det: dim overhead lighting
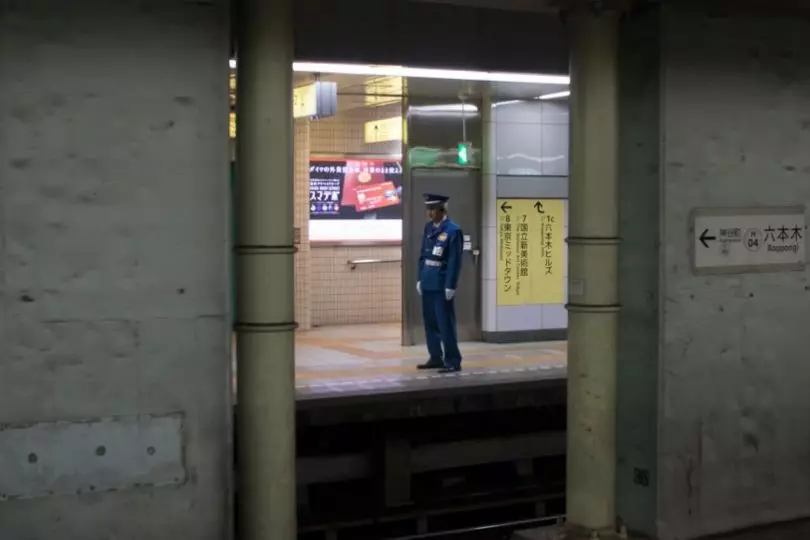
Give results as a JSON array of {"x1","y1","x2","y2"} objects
[
  {"x1": 229, "y1": 58, "x2": 569, "y2": 85},
  {"x1": 536, "y1": 90, "x2": 570, "y2": 100}
]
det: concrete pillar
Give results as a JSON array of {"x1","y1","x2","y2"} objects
[
  {"x1": 565, "y1": 6, "x2": 620, "y2": 538},
  {"x1": 235, "y1": 0, "x2": 296, "y2": 538}
]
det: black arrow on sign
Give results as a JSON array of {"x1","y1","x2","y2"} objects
[
  {"x1": 534, "y1": 201, "x2": 544, "y2": 214},
  {"x1": 500, "y1": 201, "x2": 512, "y2": 213},
  {"x1": 699, "y1": 229, "x2": 717, "y2": 248}
]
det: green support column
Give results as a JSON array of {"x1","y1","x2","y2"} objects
[
  {"x1": 565, "y1": 5, "x2": 621, "y2": 539},
  {"x1": 235, "y1": 0, "x2": 296, "y2": 538}
]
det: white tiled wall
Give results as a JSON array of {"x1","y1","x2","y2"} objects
[
  {"x1": 309, "y1": 97, "x2": 401, "y2": 157},
  {"x1": 294, "y1": 96, "x2": 404, "y2": 328},
  {"x1": 310, "y1": 245, "x2": 401, "y2": 326}
]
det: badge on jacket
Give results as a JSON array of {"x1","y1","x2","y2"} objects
[
  {"x1": 438, "y1": 233, "x2": 447, "y2": 241},
  {"x1": 432, "y1": 246, "x2": 443, "y2": 256}
]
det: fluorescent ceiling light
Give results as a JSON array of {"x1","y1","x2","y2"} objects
[
  {"x1": 230, "y1": 58, "x2": 569, "y2": 85},
  {"x1": 491, "y1": 92, "x2": 570, "y2": 106},
  {"x1": 295, "y1": 62, "x2": 569, "y2": 85},
  {"x1": 492, "y1": 100, "x2": 522, "y2": 107},
  {"x1": 410, "y1": 103, "x2": 479, "y2": 113},
  {"x1": 537, "y1": 90, "x2": 570, "y2": 100}
]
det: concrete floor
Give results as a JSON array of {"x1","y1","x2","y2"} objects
[
  {"x1": 231, "y1": 323, "x2": 567, "y2": 401},
  {"x1": 295, "y1": 323, "x2": 567, "y2": 401}
]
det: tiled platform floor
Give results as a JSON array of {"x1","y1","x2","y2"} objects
[{"x1": 294, "y1": 323, "x2": 567, "y2": 401}]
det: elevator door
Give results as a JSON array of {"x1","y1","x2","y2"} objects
[{"x1": 404, "y1": 169, "x2": 482, "y2": 346}]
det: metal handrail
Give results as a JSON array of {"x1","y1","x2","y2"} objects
[{"x1": 347, "y1": 258, "x2": 402, "y2": 270}]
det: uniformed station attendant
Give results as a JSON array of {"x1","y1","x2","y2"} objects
[{"x1": 416, "y1": 193, "x2": 464, "y2": 373}]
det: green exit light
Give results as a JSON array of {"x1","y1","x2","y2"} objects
[{"x1": 457, "y1": 142, "x2": 470, "y2": 165}]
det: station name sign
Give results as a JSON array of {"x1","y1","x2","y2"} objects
[{"x1": 691, "y1": 206, "x2": 806, "y2": 275}]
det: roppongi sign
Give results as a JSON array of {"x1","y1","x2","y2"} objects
[{"x1": 691, "y1": 206, "x2": 806, "y2": 275}]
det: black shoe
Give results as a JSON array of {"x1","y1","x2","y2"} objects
[
  {"x1": 417, "y1": 361, "x2": 444, "y2": 370},
  {"x1": 438, "y1": 366, "x2": 461, "y2": 374}
]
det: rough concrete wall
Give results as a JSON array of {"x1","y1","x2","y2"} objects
[
  {"x1": 615, "y1": 6, "x2": 662, "y2": 538},
  {"x1": 0, "y1": 1, "x2": 232, "y2": 538},
  {"x1": 657, "y1": 5, "x2": 810, "y2": 539}
]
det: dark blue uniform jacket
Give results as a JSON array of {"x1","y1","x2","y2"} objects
[{"x1": 418, "y1": 219, "x2": 463, "y2": 292}]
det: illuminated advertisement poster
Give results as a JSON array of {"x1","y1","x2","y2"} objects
[{"x1": 309, "y1": 156, "x2": 403, "y2": 241}]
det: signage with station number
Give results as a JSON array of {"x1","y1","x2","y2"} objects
[{"x1": 691, "y1": 206, "x2": 806, "y2": 275}]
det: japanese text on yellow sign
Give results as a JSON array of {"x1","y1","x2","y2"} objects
[
  {"x1": 364, "y1": 116, "x2": 403, "y2": 143},
  {"x1": 231, "y1": 83, "x2": 317, "y2": 137},
  {"x1": 496, "y1": 199, "x2": 566, "y2": 306},
  {"x1": 293, "y1": 83, "x2": 318, "y2": 118}
]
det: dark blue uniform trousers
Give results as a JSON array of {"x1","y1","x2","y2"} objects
[{"x1": 421, "y1": 290, "x2": 462, "y2": 369}]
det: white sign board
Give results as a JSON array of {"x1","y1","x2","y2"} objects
[{"x1": 691, "y1": 206, "x2": 806, "y2": 274}]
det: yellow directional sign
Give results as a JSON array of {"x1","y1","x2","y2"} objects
[
  {"x1": 293, "y1": 83, "x2": 318, "y2": 118},
  {"x1": 364, "y1": 116, "x2": 403, "y2": 143},
  {"x1": 496, "y1": 198, "x2": 566, "y2": 306},
  {"x1": 365, "y1": 76, "x2": 403, "y2": 106}
]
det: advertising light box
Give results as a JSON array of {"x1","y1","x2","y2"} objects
[{"x1": 309, "y1": 155, "x2": 403, "y2": 242}]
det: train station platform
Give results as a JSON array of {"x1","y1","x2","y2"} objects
[
  {"x1": 294, "y1": 323, "x2": 568, "y2": 403},
  {"x1": 292, "y1": 324, "x2": 569, "y2": 537}
]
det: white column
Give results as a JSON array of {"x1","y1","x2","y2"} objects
[
  {"x1": 235, "y1": 0, "x2": 296, "y2": 538},
  {"x1": 565, "y1": 6, "x2": 620, "y2": 538},
  {"x1": 481, "y1": 89, "x2": 499, "y2": 334}
]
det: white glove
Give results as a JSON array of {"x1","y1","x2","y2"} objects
[
  {"x1": 445, "y1": 288, "x2": 455, "y2": 301},
  {"x1": 416, "y1": 281, "x2": 422, "y2": 296}
]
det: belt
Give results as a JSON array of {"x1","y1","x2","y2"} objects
[{"x1": 424, "y1": 260, "x2": 442, "y2": 267}]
